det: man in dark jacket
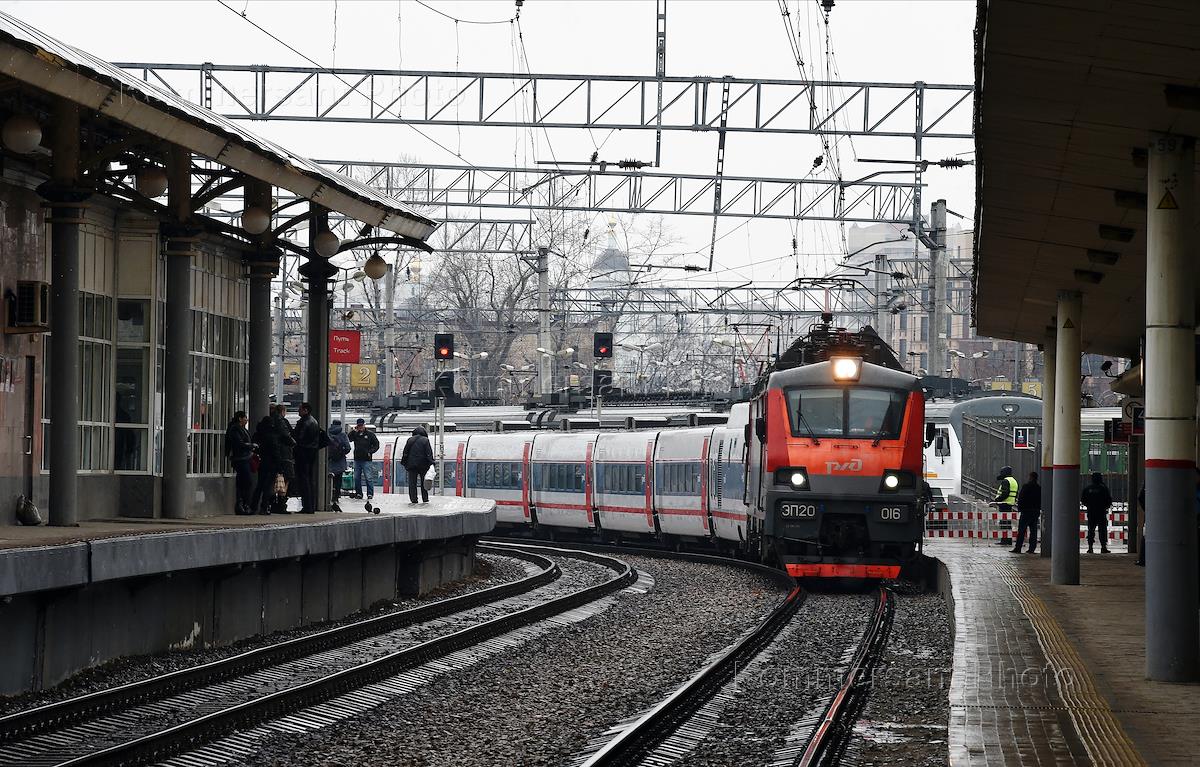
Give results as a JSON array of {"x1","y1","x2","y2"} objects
[
  {"x1": 400, "y1": 426, "x2": 435, "y2": 505},
  {"x1": 224, "y1": 411, "x2": 254, "y2": 515},
  {"x1": 348, "y1": 418, "x2": 381, "y2": 502},
  {"x1": 271, "y1": 405, "x2": 297, "y2": 514},
  {"x1": 1080, "y1": 472, "x2": 1113, "y2": 553},
  {"x1": 250, "y1": 415, "x2": 276, "y2": 514},
  {"x1": 292, "y1": 402, "x2": 320, "y2": 514},
  {"x1": 1012, "y1": 471, "x2": 1041, "y2": 553}
]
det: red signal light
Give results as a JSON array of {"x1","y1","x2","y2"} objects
[{"x1": 437, "y1": 347, "x2": 450, "y2": 358}]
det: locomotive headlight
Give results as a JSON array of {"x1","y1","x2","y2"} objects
[
  {"x1": 831, "y1": 356, "x2": 862, "y2": 382},
  {"x1": 775, "y1": 467, "x2": 810, "y2": 489},
  {"x1": 879, "y1": 470, "x2": 914, "y2": 492}
]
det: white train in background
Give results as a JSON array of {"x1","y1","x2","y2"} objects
[
  {"x1": 923, "y1": 396, "x2": 1118, "y2": 503},
  {"x1": 371, "y1": 405, "x2": 752, "y2": 547}
]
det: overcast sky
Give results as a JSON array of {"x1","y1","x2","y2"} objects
[{"x1": 2, "y1": 0, "x2": 976, "y2": 285}]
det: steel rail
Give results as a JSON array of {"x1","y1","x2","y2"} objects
[
  {"x1": 0, "y1": 544, "x2": 555, "y2": 745},
  {"x1": 37, "y1": 546, "x2": 636, "y2": 767},
  {"x1": 488, "y1": 539, "x2": 802, "y2": 767},
  {"x1": 796, "y1": 586, "x2": 895, "y2": 767}
]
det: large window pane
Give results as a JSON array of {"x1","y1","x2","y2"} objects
[
  {"x1": 116, "y1": 347, "x2": 149, "y2": 423},
  {"x1": 117, "y1": 299, "x2": 150, "y2": 343},
  {"x1": 115, "y1": 427, "x2": 147, "y2": 471}
]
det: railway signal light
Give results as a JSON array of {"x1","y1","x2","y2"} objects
[
  {"x1": 592, "y1": 368, "x2": 613, "y2": 395},
  {"x1": 593, "y1": 332, "x2": 613, "y2": 359},
  {"x1": 434, "y1": 333, "x2": 454, "y2": 361}
]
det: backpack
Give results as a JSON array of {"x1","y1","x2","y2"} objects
[
  {"x1": 317, "y1": 428, "x2": 331, "y2": 449},
  {"x1": 341, "y1": 436, "x2": 352, "y2": 456}
]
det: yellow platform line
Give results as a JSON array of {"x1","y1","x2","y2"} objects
[{"x1": 997, "y1": 560, "x2": 1146, "y2": 767}]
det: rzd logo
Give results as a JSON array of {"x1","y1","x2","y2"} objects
[{"x1": 825, "y1": 458, "x2": 863, "y2": 473}]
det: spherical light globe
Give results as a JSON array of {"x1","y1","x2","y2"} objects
[
  {"x1": 2, "y1": 115, "x2": 42, "y2": 154},
  {"x1": 313, "y1": 231, "x2": 341, "y2": 258},
  {"x1": 363, "y1": 253, "x2": 389, "y2": 280},
  {"x1": 240, "y1": 205, "x2": 271, "y2": 235},
  {"x1": 135, "y1": 167, "x2": 168, "y2": 199}
]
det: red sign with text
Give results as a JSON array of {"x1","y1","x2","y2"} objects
[{"x1": 329, "y1": 330, "x2": 361, "y2": 363}]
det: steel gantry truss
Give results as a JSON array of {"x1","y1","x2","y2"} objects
[
  {"x1": 280, "y1": 283, "x2": 875, "y2": 332},
  {"x1": 117, "y1": 64, "x2": 974, "y2": 140},
  {"x1": 316, "y1": 160, "x2": 917, "y2": 224}
]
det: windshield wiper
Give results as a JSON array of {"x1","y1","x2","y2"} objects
[{"x1": 794, "y1": 409, "x2": 821, "y2": 445}]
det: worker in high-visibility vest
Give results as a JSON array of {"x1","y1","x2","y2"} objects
[{"x1": 992, "y1": 466, "x2": 1019, "y2": 545}]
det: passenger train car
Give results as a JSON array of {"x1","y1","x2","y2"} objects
[{"x1": 376, "y1": 415, "x2": 753, "y2": 551}]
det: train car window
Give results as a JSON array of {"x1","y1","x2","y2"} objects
[{"x1": 847, "y1": 389, "x2": 906, "y2": 440}]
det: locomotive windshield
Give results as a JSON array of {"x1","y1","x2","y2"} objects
[{"x1": 785, "y1": 387, "x2": 907, "y2": 440}]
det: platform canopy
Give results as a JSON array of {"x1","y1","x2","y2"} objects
[
  {"x1": 0, "y1": 11, "x2": 437, "y2": 241},
  {"x1": 974, "y1": 0, "x2": 1200, "y2": 358}
]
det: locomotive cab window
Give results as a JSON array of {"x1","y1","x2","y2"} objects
[{"x1": 785, "y1": 387, "x2": 907, "y2": 440}]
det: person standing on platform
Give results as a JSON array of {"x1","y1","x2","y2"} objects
[
  {"x1": 348, "y1": 418, "x2": 381, "y2": 505},
  {"x1": 400, "y1": 426, "x2": 435, "y2": 507},
  {"x1": 250, "y1": 415, "x2": 276, "y2": 514},
  {"x1": 992, "y1": 465, "x2": 1019, "y2": 545},
  {"x1": 1012, "y1": 471, "x2": 1041, "y2": 553},
  {"x1": 271, "y1": 404, "x2": 296, "y2": 514},
  {"x1": 1080, "y1": 472, "x2": 1113, "y2": 553},
  {"x1": 326, "y1": 419, "x2": 352, "y2": 513},
  {"x1": 224, "y1": 411, "x2": 254, "y2": 515},
  {"x1": 292, "y1": 402, "x2": 320, "y2": 514}
]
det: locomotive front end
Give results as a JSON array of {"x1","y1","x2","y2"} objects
[{"x1": 753, "y1": 356, "x2": 925, "y2": 579}]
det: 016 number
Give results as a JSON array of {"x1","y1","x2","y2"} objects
[{"x1": 879, "y1": 506, "x2": 905, "y2": 522}]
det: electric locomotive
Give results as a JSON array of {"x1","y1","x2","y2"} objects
[{"x1": 746, "y1": 317, "x2": 925, "y2": 578}]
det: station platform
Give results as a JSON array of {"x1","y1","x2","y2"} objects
[
  {"x1": 928, "y1": 540, "x2": 1200, "y2": 766},
  {"x1": 0, "y1": 496, "x2": 495, "y2": 696}
]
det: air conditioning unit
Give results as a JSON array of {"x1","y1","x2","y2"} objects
[{"x1": 6, "y1": 281, "x2": 50, "y2": 334}]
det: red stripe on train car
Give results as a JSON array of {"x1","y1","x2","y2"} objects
[
  {"x1": 644, "y1": 441, "x2": 655, "y2": 528},
  {"x1": 600, "y1": 504, "x2": 651, "y2": 514},
  {"x1": 537, "y1": 502, "x2": 590, "y2": 511},
  {"x1": 711, "y1": 509, "x2": 747, "y2": 521},
  {"x1": 382, "y1": 443, "x2": 392, "y2": 494},
  {"x1": 585, "y1": 442, "x2": 595, "y2": 525},
  {"x1": 700, "y1": 437, "x2": 710, "y2": 533},
  {"x1": 521, "y1": 443, "x2": 532, "y2": 520},
  {"x1": 658, "y1": 506, "x2": 704, "y2": 516},
  {"x1": 786, "y1": 564, "x2": 901, "y2": 579},
  {"x1": 455, "y1": 443, "x2": 465, "y2": 497}
]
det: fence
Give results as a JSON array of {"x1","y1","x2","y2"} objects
[{"x1": 924, "y1": 497, "x2": 1130, "y2": 544}]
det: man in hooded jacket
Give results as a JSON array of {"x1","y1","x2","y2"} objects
[{"x1": 400, "y1": 426, "x2": 435, "y2": 505}]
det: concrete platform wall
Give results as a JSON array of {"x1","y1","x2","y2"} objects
[{"x1": 0, "y1": 539, "x2": 475, "y2": 696}]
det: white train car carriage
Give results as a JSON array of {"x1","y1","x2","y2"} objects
[
  {"x1": 463, "y1": 433, "x2": 534, "y2": 524},
  {"x1": 653, "y1": 427, "x2": 713, "y2": 539},
  {"x1": 529, "y1": 432, "x2": 596, "y2": 529},
  {"x1": 708, "y1": 426, "x2": 750, "y2": 543},
  {"x1": 593, "y1": 431, "x2": 659, "y2": 535}
]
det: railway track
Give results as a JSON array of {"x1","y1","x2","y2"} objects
[
  {"x1": 0, "y1": 544, "x2": 636, "y2": 767},
  {"x1": 578, "y1": 579, "x2": 894, "y2": 767}
]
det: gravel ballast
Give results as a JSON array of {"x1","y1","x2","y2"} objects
[
  {"x1": 0, "y1": 553, "x2": 531, "y2": 717},
  {"x1": 683, "y1": 591, "x2": 876, "y2": 767},
  {"x1": 848, "y1": 581, "x2": 953, "y2": 766},
  {"x1": 235, "y1": 555, "x2": 788, "y2": 767}
]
